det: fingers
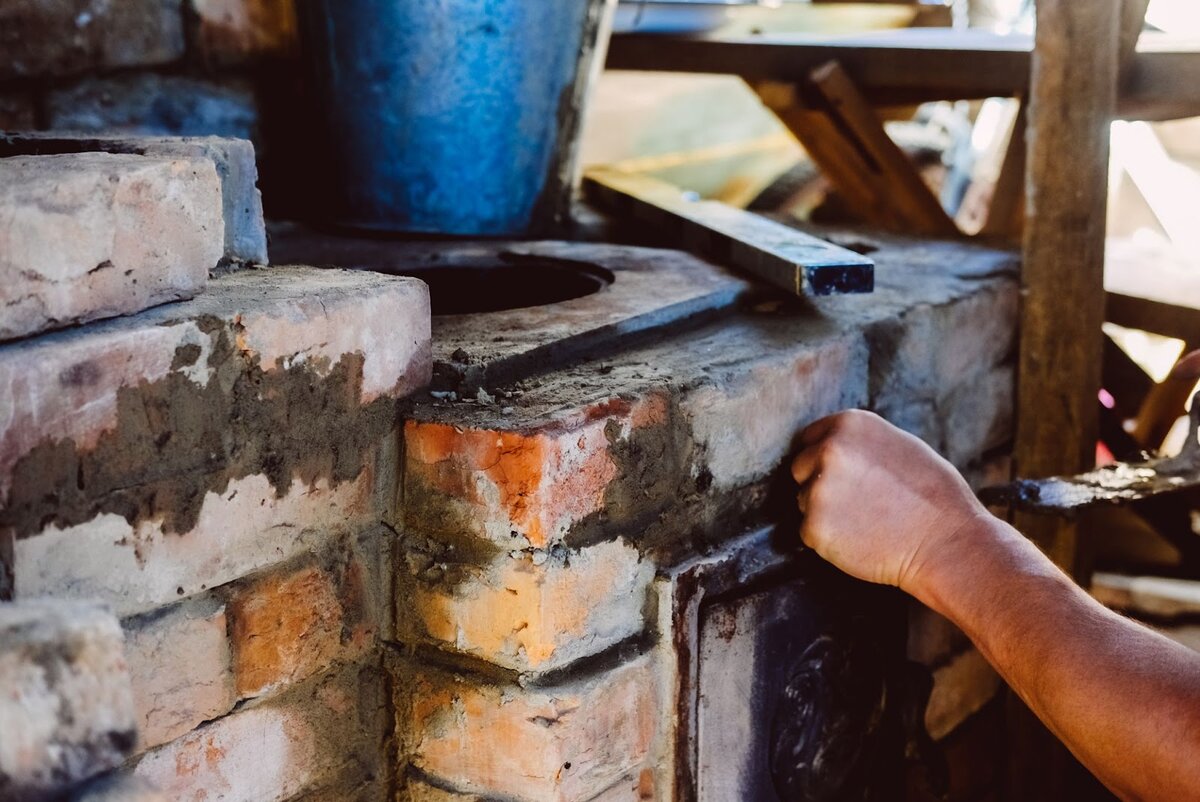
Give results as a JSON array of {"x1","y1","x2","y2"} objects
[
  {"x1": 790, "y1": 441, "x2": 824, "y2": 486},
  {"x1": 798, "y1": 413, "x2": 841, "y2": 446}
]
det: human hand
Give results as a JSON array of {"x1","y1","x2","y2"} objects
[{"x1": 790, "y1": 410, "x2": 991, "y2": 597}]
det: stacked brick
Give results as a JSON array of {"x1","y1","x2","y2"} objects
[
  {"x1": 0, "y1": 127, "x2": 1016, "y2": 800},
  {"x1": 389, "y1": 233, "x2": 1020, "y2": 799},
  {"x1": 0, "y1": 0, "x2": 310, "y2": 216},
  {"x1": 0, "y1": 138, "x2": 431, "y2": 800}
]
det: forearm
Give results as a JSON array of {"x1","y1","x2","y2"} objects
[{"x1": 915, "y1": 516, "x2": 1200, "y2": 801}]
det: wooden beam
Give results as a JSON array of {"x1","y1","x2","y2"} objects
[
  {"x1": 581, "y1": 167, "x2": 875, "y2": 296},
  {"x1": 606, "y1": 28, "x2": 1200, "y2": 121},
  {"x1": 757, "y1": 62, "x2": 958, "y2": 237},
  {"x1": 1009, "y1": 2, "x2": 1121, "y2": 800},
  {"x1": 978, "y1": 100, "x2": 1027, "y2": 239},
  {"x1": 1014, "y1": 0, "x2": 1120, "y2": 559}
]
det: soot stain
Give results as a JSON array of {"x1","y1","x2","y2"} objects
[{"x1": 2, "y1": 317, "x2": 398, "y2": 539}]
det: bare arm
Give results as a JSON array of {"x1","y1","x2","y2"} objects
[{"x1": 791, "y1": 410, "x2": 1200, "y2": 802}]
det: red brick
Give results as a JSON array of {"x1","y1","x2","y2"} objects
[
  {"x1": 395, "y1": 655, "x2": 659, "y2": 801},
  {"x1": 123, "y1": 597, "x2": 235, "y2": 751},
  {"x1": 403, "y1": 394, "x2": 664, "y2": 549},
  {"x1": 228, "y1": 554, "x2": 375, "y2": 699},
  {"x1": 0, "y1": 133, "x2": 268, "y2": 266},
  {"x1": 397, "y1": 538, "x2": 653, "y2": 673},
  {"x1": 0, "y1": 152, "x2": 222, "y2": 341},
  {"x1": 191, "y1": 0, "x2": 299, "y2": 62}
]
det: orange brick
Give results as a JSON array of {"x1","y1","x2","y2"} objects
[
  {"x1": 398, "y1": 538, "x2": 652, "y2": 673},
  {"x1": 395, "y1": 655, "x2": 659, "y2": 802},
  {"x1": 403, "y1": 394, "x2": 667, "y2": 549},
  {"x1": 228, "y1": 555, "x2": 374, "y2": 698}
]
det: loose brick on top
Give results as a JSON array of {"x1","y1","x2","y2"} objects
[
  {"x1": 2, "y1": 267, "x2": 431, "y2": 615},
  {"x1": 397, "y1": 537, "x2": 653, "y2": 673},
  {"x1": 395, "y1": 654, "x2": 659, "y2": 802},
  {"x1": 0, "y1": 600, "x2": 137, "y2": 798},
  {"x1": 0, "y1": 133, "x2": 268, "y2": 266},
  {"x1": 0, "y1": 152, "x2": 223, "y2": 341},
  {"x1": 0, "y1": 0, "x2": 185, "y2": 79}
]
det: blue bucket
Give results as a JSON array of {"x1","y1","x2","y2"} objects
[{"x1": 297, "y1": 0, "x2": 602, "y2": 236}]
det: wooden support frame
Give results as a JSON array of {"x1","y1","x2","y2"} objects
[{"x1": 756, "y1": 61, "x2": 959, "y2": 236}]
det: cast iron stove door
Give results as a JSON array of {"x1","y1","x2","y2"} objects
[{"x1": 692, "y1": 552, "x2": 911, "y2": 802}]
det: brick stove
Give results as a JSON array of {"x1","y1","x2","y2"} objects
[
  {"x1": 0, "y1": 137, "x2": 1017, "y2": 801},
  {"x1": 274, "y1": 229, "x2": 1019, "y2": 801}
]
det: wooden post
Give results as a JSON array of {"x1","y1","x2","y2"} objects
[
  {"x1": 1009, "y1": 2, "x2": 1120, "y2": 800},
  {"x1": 1014, "y1": 0, "x2": 1120, "y2": 565}
]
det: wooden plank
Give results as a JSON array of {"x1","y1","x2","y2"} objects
[
  {"x1": 1106, "y1": 292, "x2": 1200, "y2": 345},
  {"x1": 581, "y1": 167, "x2": 875, "y2": 296},
  {"x1": 1009, "y1": 2, "x2": 1121, "y2": 800},
  {"x1": 1120, "y1": 0, "x2": 1151, "y2": 72},
  {"x1": 606, "y1": 27, "x2": 1032, "y2": 101},
  {"x1": 805, "y1": 61, "x2": 959, "y2": 236},
  {"x1": 978, "y1": 100, "x2": 1026, "y2": 239},
  {"x1": 1131, "y1": 347, "x2": 1199, "y2": 452},
  {"x1": 756, "y1": 63, "x2": 957, "y2": 236},
  {"x1": 607, "y1": 28, "x2": 1200, "y2": 121}
]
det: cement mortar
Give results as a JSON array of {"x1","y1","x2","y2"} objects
[{"x1": 2, "y1": 319, "x2": 398, "y2": 539}]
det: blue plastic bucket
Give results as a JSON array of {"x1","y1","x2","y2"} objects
[{"x1": 297, "y1": 0, "x2": 599, "y2": 236}]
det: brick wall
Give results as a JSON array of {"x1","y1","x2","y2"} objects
[
  {"x1": 0, "y1": 137, "x2": 431, "y2": 800},
  {"x1": 0, "y1": 136, "x2": 1016, "y2": 798},
  {"x1": 0, "y1": 0, "x2": 307, "y2": 214}
]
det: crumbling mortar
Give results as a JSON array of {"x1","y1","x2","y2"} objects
[{"x1": 1, "y1": 316, "x2": 401, "y2": 539}]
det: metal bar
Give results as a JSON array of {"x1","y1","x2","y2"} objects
[
  {"x1": 582, "y1": 167, "x2": 874, "y2": 297},
  {"x1": 982, "y1": 393, "x2": 1200, "y2": 515}
]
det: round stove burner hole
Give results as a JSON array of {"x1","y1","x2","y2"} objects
[{"x1": 372, "y1": 256, "x2": 613, "y2": 315}]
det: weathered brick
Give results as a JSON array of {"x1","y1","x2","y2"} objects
[
  {"x1": 0, "y1": 152, "x2": 222, "y2": 341},
  {"x1": 134, "y1": 663, "x2": 386, "y2": 802},
  {"x1": 396, "y1": 655, "x2": 659, "y2": 801},
  {"x1": 228, "y1": 548, "x2": 375, "y2": 699},
  {"x1": 191, "y1": 0, "x2": 298, "y2": 63},
  {"x1": 925, "y1": 648, "x2": 1002, "y2": 741},
  {"x1": 72, "y1": 774, "x2": 166, "y2": 802},
  {"x1": 941, "y1": 364, "x2": 1014, "y2": 468},
  {"x1": 0, "y1": 600, "x2": 137, "y2": 798},
  {"x1": 47, "y1": 74, "x2": 257, "y2": 141},
  {"x1": 3, "y1": 267, "x2": 431, "y2": 615},
  {"x1": 0, "y1": 0, "x2": 184, "y2": 79},
  {"x1": 0, "y1": 133, "x2": 267, "y2": 265},
  {"x1": 397, "y1": 538, "x2": 652, "y2": 673},
  {"x1": 123, "y1": 596, "x2": 235, "y2": 751},
  {"x1": 868, "y1": 283, "x2": 1018, "y2": 415},
  {"x1": 682, "y1": 325, "x2": 866, "y2": 489},
  {"x1": 403, "y1": 395, "x2": 657, "y2": 550}
]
